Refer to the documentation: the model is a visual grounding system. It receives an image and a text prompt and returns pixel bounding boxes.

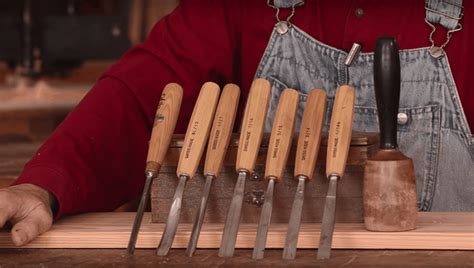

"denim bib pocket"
[265,76,289,132]
[265,75,313,132]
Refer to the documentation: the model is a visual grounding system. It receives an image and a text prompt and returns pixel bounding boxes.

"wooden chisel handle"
[294,89,327,179]
[235,79,271,172]
[204,84,240,177]
[146,83,183,174]
[177,82,220,178]
[264,88,299,180]
[326,85,355,178]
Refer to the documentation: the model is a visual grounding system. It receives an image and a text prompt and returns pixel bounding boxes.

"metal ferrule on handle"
[294,175,309,182]
[266,175,278,182]
[236,168,250,175]
[327,173,340,182]
[144,169,159,181]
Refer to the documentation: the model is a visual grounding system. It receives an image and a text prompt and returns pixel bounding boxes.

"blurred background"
[0,0,179,209]
[0,0,179,141]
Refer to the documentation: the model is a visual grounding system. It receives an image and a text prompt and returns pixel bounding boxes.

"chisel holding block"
[186,84,240,257]
[219,79,271,258]
[317,85,355,260]
[282,89,326,260]
[156,82,220,256]
[127,83,183,255]
[253,88,299,260]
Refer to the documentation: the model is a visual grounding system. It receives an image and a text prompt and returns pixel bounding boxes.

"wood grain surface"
[145,83,183,172]
[264,88,299,181]
[177,82,220,178]
[294,89,326,179]
[0,212,472,250]
[204,84,240,177]
[235,78,271,172]
[326,85,355,178]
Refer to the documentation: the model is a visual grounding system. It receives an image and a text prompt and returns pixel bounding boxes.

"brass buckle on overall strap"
[424,0,464,58]
[267,0,305,34]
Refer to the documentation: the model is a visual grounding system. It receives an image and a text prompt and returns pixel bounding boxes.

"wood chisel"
[218,78,271,258]
[186,84,240,257]
[156,82,220,256]
[317,85,355,260]
[282,89,327,260]
[252,88,299,260]
[127,83,183,255]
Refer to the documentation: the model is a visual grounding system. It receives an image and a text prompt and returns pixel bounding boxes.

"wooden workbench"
[0,248,472,267]
[0,212,472,250]
[0,212,472,267]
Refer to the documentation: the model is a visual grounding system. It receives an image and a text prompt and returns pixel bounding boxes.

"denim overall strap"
[269,0,304,8]
[425,0,463,30]
[425,0,464,57]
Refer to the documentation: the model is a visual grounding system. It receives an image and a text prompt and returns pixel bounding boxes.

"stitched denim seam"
[356,79,450,87]
[354,104,440,113]
[290,26,349,59]
[255,30,279,78]
[266,55,333,80]
[420,106,441,211]
[337,58,348,85]
[268,75,288,90]
[290,24,436,61]
[441,56,473,139]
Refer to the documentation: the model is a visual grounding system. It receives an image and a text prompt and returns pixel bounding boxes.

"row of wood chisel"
[126,78,356,260]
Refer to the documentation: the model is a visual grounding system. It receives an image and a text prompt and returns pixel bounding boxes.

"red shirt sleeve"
[13,0,242,218]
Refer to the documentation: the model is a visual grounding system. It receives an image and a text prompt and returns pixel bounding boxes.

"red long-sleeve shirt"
[14,0,474,218]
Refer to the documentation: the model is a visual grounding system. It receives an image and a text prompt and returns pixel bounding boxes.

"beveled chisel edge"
[317,174,339,260]
[282,176,307,260]
[186,175,214,257]
[127,171,156,255]
[156,175,188,256]
[252,177,276,260]
[218,170,248,258]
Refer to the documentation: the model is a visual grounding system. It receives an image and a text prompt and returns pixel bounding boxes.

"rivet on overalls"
[276,21,290,34]
[397,112,408,125]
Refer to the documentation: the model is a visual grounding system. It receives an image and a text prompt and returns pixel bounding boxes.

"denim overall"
[256,0,473,211]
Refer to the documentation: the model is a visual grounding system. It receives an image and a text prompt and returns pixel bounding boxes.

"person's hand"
[0,184,55,246]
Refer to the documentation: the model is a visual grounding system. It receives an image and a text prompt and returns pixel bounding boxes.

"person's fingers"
[10,207,53,247]
[0,190,18,228]
[0,184,55,246]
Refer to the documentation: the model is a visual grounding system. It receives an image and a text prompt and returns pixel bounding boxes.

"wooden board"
[0,212,472,250]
